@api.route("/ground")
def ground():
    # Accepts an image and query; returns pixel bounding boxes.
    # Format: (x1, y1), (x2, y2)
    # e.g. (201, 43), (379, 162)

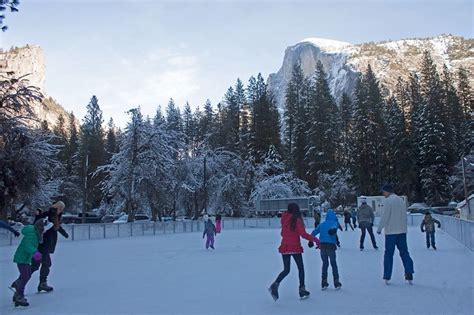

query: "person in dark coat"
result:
(343, 210), (354, 231)
(0, 219), (20, 237)
(24, 201), (68, 292)
(314, 211), (321, 228)
(357, 197), (378, 250)
(420, 211), (441, 250)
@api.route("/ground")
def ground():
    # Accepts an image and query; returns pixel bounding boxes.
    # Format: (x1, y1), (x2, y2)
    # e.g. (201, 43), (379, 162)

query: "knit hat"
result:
(381, 184), (394, 193)
(425, 211), (431, 216)
(360, 196), (367, 204)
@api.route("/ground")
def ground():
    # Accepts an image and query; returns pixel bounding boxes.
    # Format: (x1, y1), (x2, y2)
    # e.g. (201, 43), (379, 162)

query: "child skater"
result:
(215, 214), (222, 234)
(420, 211), (441, 250)
(269, 203), (320, 301)
(311, 209), (342, 290)
(11, 219), (50, 307)
(203, 217), (216, 249)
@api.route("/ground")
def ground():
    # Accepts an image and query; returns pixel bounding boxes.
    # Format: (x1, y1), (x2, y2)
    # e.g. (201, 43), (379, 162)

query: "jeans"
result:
(360, 224), (377, 249)
(345, 222), (354, 231)
(383, 233), (414, 280)
(426, 231), (436, 248)
(16, 264), (32, 296)
(31, 252), (52, 283)
(275, 254), (305, 287)
(320, 249), (339, 280)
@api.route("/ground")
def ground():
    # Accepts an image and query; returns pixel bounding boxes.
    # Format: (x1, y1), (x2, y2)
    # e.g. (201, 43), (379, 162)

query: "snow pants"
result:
(31, 252), (52, 283)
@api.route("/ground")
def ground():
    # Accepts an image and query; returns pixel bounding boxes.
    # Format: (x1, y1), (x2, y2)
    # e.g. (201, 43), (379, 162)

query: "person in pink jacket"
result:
(215, 214), (222, 233)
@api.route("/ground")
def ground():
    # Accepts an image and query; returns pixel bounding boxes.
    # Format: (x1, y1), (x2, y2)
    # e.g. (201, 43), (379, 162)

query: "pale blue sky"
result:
(1, 0), (472, 126)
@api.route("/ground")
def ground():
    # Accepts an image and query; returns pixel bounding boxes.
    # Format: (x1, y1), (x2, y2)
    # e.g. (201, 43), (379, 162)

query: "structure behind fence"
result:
(1, 215), (472, 250)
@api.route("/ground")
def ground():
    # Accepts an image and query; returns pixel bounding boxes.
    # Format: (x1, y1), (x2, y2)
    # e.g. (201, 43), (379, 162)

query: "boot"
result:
(334, 279), (342, 290)
(432, 245), (437, 250)
(38, 282), (54, 292)
(321, 279), (329, 290)
(299, 285), (310, 299)
(405, 273), (413, 285)
(268, 282), (279, 301)
(10, 279), (18, 292)
(13, 294), (29, 307)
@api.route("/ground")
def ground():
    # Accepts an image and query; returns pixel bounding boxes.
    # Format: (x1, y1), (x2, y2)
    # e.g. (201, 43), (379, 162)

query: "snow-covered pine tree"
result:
(418, 51), (452, 205)
(305, 61), (338, 188)
(77, 95), (107, 212)
(457, 66), (473, 155)
(337, 93), (353, 169)
(221, 85), (240, 153)
(183, 101), (196, 150)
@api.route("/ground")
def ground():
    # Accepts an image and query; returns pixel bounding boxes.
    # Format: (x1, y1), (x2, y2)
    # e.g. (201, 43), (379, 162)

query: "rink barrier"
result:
(1, 214), (472, 249)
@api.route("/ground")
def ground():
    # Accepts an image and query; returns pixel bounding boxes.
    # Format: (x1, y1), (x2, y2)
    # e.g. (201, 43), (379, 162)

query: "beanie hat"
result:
(381, 184), (394, 193)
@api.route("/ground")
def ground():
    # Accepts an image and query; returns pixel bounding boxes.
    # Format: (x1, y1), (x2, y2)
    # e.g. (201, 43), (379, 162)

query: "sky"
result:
(0, 0), (472, 127)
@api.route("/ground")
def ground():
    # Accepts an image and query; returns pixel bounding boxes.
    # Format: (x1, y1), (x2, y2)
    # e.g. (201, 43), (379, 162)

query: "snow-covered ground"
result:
(1, 226), (472, 315)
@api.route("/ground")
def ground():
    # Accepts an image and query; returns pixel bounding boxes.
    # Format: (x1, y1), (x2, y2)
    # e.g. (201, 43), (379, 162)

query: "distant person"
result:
(269, 203), (319, 301)
(12, 201), (69, 293)
(0, 219), (20, 237)
(351, 208), (357, 228)
(343, 210), (354, 231)
(357, 197), (378, 250)
(420, 211), (441, 250)
(314, 211), (321, 228)
(215, 214), (222, 234)
(377, 184), (414, 284)
(311, 209), (342, 290)
(10, 218), (49, 307)
(202, 217), (216, 249)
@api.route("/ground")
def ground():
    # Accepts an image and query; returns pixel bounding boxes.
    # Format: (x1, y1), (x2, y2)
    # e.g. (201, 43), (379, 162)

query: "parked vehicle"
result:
(100, 215), (121, 223)
(430, 206), (457, 216)
(113, 214), (150, 223)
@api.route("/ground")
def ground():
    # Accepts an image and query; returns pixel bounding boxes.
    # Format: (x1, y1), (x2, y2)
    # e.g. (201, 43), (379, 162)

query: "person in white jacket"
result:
(377, 184), (414, 284)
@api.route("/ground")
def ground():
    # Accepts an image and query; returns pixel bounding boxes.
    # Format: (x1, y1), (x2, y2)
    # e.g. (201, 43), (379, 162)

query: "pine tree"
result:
(305, 61), (338, 187)
(183, 101), (196, 148)
(457, 66), (473, 155)
(105, 118), (118, 160)
(52, 113), (68, 163)
(222, 86), (240, 152)
(153, 106), (166, 127)
(165, 98), (183, 133)
(337, 93), (353, 168)
(78, 95), (107, 212)
(418, 51), (451, 205)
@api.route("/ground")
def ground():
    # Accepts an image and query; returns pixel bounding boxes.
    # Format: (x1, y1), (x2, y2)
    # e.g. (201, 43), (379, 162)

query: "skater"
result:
(314, 211), (321, 228)
(351, 208), (357, 228)
(11, 219), (47, 307)
(215, 214), (222, 234)
(343, 210), (354, 231)
(202, 217), (216, 249)
(420, 211), (441, 250)
(311, 209), (342, 291)
(357, 197), (378, 250)
(0, 219), (20, 237)
(377, 184), (414, 284)
(269, 203), (319, 301)
(12, 201), (69, 293)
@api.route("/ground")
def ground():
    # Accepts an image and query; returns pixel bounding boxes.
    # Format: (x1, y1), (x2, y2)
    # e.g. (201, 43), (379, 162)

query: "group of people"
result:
(1, 201), (69, 307)
(269, 184), (417, 301)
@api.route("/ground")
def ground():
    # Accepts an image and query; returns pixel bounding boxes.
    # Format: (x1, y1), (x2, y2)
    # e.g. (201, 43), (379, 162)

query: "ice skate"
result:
(13, 294), (29, 307)
(405, 273), (413, 285)
(38, 282), (54, 293)
(321, 279), (329, 290)
(299, 285), (310, 300)
(334, 279), (342, 290)
(384, 279), (390, 285)
(268, 282), (279, 301)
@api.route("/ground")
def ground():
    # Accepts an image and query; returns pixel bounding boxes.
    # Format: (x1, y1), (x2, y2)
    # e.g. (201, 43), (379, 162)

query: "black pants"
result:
(345, 222), (354, 231)
(275, 254), (305, 287)
(31, 252), (52, 283)
(360, 225), (377, 249)
(320, 249), (339, 280)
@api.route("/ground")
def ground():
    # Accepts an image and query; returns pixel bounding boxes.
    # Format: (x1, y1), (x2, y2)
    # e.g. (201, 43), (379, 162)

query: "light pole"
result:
(461, 156), (472, 216)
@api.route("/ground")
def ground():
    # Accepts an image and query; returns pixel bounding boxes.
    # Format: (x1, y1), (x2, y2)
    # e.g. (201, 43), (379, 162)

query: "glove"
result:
(14, 231), (20, 237)
(33, 251), (42, 262)
(421, 228), (425, 233)
(64, 231), (69, 239)
(308, 241), (314, 248)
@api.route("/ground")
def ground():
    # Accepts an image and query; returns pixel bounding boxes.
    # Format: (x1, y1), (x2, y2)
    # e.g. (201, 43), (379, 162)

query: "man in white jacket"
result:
(377, 184), (414, 284)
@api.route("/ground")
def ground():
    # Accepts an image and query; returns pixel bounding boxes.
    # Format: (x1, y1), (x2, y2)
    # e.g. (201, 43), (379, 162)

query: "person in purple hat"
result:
(377, 184), (414, 285)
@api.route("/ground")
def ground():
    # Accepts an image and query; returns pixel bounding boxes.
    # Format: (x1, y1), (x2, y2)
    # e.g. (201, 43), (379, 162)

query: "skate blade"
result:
(321, 287), (328, 291)
(407, 280), (413, 285)
(8, 286), (16, 293)
(335, 287), (342, 290)
(268, 288), (278, 302)
(300, 295), (309, 300)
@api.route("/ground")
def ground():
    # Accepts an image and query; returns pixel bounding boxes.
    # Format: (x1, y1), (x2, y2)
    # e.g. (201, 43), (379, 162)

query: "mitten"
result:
(14, 231), (20, 237)
(308, 241), (314, 248)
(438, 224), (441, 228)
(421, 228), (425, 233)
(64, 231), (69, 238)
(33, 251), (42, 262)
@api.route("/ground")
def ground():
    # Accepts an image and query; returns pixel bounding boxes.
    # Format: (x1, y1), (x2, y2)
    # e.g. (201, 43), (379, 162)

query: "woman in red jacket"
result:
(269, 203), (319, 301)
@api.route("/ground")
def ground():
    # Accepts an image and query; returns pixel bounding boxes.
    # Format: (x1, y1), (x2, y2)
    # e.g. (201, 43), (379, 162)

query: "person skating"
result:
(269, 203), (320, 301)
(420, 211), (441, 250)
(311, 209), (342, 291)
(202, 217), (216, 249)
(0, 219), (20, 237)
(357, 197), (378, 250)
(12, 201), (69, 293)
(343, 210), (354, 231)
(314, 211), (321, 228)
(351, 208), (357, 228)
(377, 184), (414, 285)
(215, 214), (222, 234)
(11, 219), (48, 307)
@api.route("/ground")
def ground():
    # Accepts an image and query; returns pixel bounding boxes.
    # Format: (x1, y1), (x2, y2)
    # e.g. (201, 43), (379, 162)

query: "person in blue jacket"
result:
(311, 209), (342, 290)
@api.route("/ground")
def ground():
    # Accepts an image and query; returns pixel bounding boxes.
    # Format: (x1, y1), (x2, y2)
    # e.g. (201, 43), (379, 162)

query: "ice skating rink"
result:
(1, 226), (472, 315)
